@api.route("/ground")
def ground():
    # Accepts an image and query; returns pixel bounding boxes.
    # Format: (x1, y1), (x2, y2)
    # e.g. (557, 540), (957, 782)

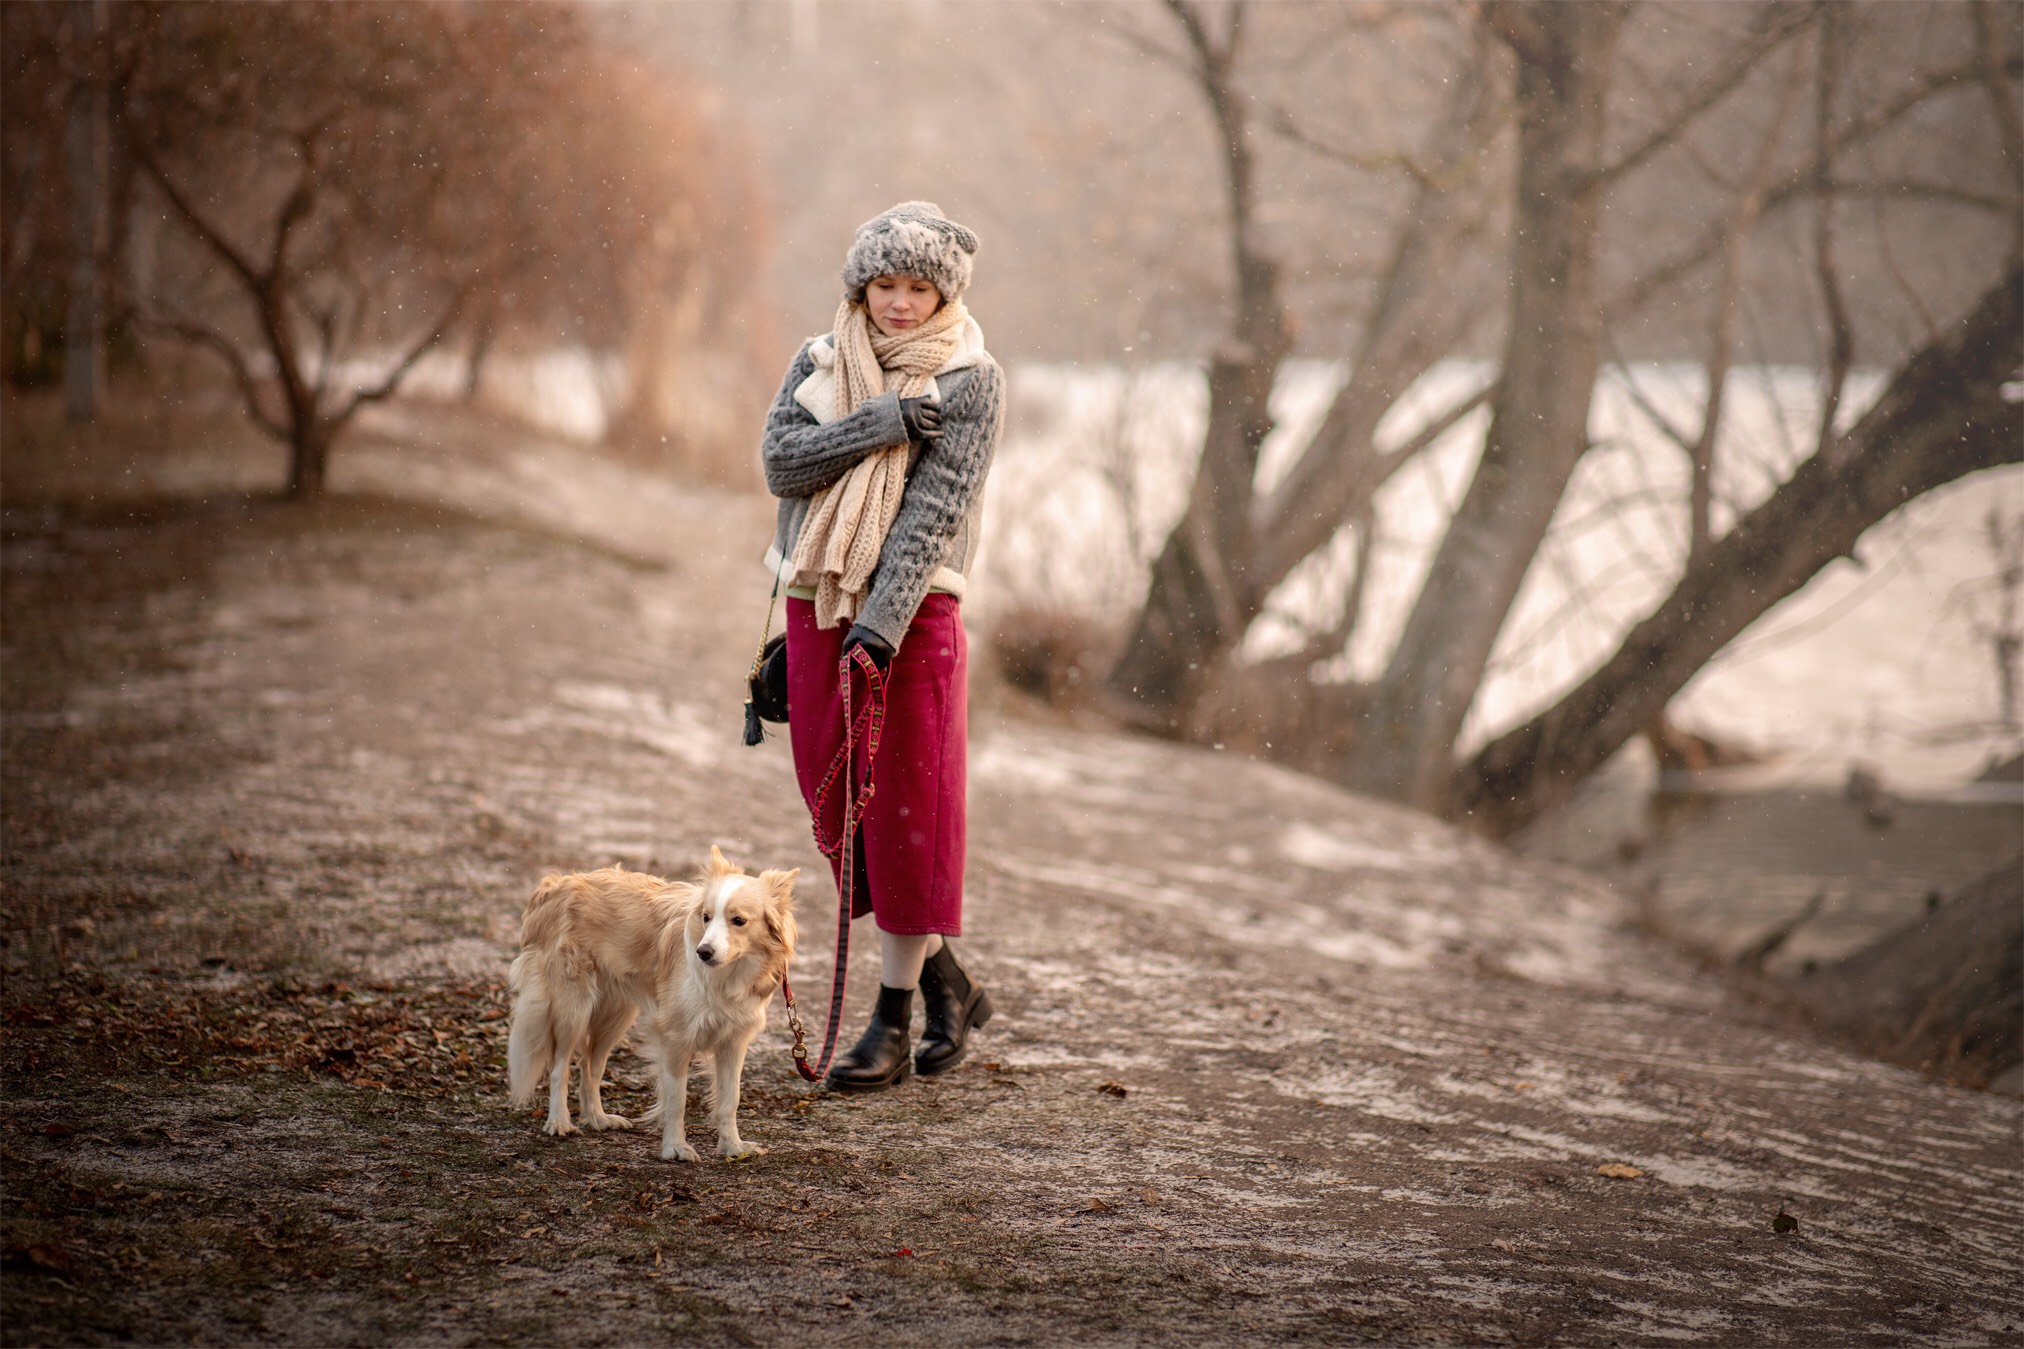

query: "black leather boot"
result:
(916, 942), (993, 1076)
(826, 985), (913, 1092)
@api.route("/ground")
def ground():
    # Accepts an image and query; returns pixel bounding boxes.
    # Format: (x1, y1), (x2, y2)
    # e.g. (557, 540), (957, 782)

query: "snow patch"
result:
(497, 682), (724, 770)
(1279, 821), (1425, 872)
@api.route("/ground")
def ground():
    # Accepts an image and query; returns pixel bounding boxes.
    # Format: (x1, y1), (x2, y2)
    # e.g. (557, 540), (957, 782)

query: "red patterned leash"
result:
(783, 644), (888, 1082)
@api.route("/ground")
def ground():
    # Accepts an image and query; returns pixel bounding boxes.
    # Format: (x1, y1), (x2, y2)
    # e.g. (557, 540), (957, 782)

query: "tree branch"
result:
(1162, 0), (1222, 78)
(1812, 9), (1854, 463)
(1689, 40), (1806, 556)
(1372, 379), (1497, 480)
(1812, 178), (2016, 214)
(1611, 55), (1997, 318)
(1261, 101), (1438, 188)
(1455, 265), (2024, 835)
(1606, 354), (1695, 454)
(1326, 509), (1379, 664)
(1480, 0), (1555, 72)
(133, 310), (288, 441)
(129, 145), (266, 292)
(265, 132), (319, 283)
(1593, 2), (1819, 186)
(308, 295), (340, 406)
(1972, 0), (2024, 268)
(1072, 2), (1197, 75)
(330, 280), (473, 426)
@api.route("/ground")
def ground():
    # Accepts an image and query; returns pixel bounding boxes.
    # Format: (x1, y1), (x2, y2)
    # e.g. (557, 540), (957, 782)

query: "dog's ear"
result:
(758, 869), (798, 950)
(706, 845), (738, 878)
(759, 867), (799, 910)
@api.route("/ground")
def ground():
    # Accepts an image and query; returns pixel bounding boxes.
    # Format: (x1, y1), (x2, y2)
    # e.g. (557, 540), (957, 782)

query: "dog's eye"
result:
(730, 916), (747, 927)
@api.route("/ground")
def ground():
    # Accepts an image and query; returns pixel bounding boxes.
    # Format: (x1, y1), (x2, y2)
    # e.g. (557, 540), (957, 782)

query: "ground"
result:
(3, 403), (2020, 1346)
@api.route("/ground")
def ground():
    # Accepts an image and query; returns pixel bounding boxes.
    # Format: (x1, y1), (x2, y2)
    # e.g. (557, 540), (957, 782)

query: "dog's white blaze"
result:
(695, 874), (738, 963)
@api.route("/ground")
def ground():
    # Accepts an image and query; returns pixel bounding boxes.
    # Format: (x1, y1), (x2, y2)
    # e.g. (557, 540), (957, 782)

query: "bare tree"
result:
(1091, 0), (2018, 828)
(1342, 2), (1635, 810)
(1102, 0), (1295, 727)
(1105, 0), (1507, 732)
(119, 5), (519, 493)
(107, 2), (758, 495)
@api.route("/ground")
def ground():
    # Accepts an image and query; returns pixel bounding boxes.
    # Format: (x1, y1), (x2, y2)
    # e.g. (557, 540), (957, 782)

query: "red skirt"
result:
(785, 594), (967, 935)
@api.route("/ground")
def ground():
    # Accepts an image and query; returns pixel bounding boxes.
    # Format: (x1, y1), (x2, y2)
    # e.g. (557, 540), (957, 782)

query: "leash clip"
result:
(781, 978), (811, 1066)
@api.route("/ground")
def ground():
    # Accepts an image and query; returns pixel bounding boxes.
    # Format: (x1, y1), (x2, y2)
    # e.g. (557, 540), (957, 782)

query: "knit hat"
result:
(841, 201), (980, 303)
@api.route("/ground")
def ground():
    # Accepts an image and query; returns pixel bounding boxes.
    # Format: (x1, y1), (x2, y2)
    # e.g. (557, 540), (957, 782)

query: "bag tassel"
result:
(743, 694), (766, 747)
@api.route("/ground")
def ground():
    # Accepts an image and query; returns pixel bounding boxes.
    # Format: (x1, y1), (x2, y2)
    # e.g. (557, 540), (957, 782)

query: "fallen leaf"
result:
(1139, 1188), (1160, 1205)
(1772, 1209), (1799, 1235)
(1596, 1163), (1643, 1179)
(1097, 1082), (1128, 1098)
(1491, 1238), (1516, 1253)
(43, 1123), (75, 1139)
(1087, 1197), (1113, 1213)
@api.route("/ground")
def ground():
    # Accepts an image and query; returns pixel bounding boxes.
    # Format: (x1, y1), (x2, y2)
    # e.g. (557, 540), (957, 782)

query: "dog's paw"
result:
(719, 1138), (765, 1161)
(542, 1117), (578, 1138)
(661, 1139), (701, 1163)
(583, 1112), (633, 1131)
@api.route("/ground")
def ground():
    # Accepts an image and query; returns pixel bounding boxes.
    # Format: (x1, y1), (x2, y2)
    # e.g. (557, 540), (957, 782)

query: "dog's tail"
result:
(507, 874), (577, 1107)
(507, 952), (557, 1107)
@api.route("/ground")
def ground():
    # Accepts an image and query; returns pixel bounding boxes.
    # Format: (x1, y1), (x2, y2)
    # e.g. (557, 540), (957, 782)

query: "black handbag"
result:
(745, 633), (789, 740)
(742, 566), (788, 746)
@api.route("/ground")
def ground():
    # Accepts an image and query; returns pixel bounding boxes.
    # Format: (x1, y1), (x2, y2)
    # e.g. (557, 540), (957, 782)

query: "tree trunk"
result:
(1455, 267), (2024, 835)
(462, 312), (495, 403)
(1105, 3), (1291, 730)
(257, 264), (327, 498)
(1342, 2), (1626, 813)
(62, 0), (107, 424)
(288, 419), (332, 498)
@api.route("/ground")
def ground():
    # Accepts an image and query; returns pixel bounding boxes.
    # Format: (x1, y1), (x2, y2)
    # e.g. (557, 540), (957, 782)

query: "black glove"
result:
(898, 396), (944, 444)
(841, 624), (894, 671)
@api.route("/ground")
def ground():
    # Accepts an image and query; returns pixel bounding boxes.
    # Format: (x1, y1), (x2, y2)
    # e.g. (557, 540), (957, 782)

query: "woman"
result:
(759, 201), (1005, 1091)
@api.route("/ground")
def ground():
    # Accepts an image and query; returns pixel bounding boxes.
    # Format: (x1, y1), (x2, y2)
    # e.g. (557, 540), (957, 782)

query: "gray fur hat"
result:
(841, 201), (980, 303)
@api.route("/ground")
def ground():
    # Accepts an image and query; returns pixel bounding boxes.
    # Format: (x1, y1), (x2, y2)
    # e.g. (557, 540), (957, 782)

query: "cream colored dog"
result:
(507, 849), (798, 1161)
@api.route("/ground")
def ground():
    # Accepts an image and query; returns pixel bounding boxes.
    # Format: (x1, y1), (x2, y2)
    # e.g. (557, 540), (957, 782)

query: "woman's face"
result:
(864, 275), (944, 337)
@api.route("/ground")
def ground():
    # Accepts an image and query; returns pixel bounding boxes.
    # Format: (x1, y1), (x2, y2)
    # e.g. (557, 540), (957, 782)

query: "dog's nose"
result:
(696, 945), (716, 965)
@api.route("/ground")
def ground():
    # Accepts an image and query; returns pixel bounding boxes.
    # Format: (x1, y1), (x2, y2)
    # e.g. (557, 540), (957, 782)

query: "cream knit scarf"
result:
(790, 296), (971, 629)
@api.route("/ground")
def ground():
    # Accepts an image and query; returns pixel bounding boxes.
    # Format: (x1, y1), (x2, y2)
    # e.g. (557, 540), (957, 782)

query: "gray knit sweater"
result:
(761, 339), (1006, 651)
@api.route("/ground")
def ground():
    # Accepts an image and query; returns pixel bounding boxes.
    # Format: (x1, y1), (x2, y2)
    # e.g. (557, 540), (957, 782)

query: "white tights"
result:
(878, 929), (946, 991)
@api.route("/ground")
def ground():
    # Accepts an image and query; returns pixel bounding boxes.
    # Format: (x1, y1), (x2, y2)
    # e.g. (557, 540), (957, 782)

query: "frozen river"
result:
(978, 359), (2024, 800)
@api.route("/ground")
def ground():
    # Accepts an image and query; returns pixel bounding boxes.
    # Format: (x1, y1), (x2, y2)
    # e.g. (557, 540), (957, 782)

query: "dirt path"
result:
(4, 420), (2020, 1346)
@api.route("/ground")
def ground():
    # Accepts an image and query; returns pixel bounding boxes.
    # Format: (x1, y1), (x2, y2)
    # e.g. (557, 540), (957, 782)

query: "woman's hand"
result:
(841, 624), (894, 671)
(899, 396), (944, 444)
